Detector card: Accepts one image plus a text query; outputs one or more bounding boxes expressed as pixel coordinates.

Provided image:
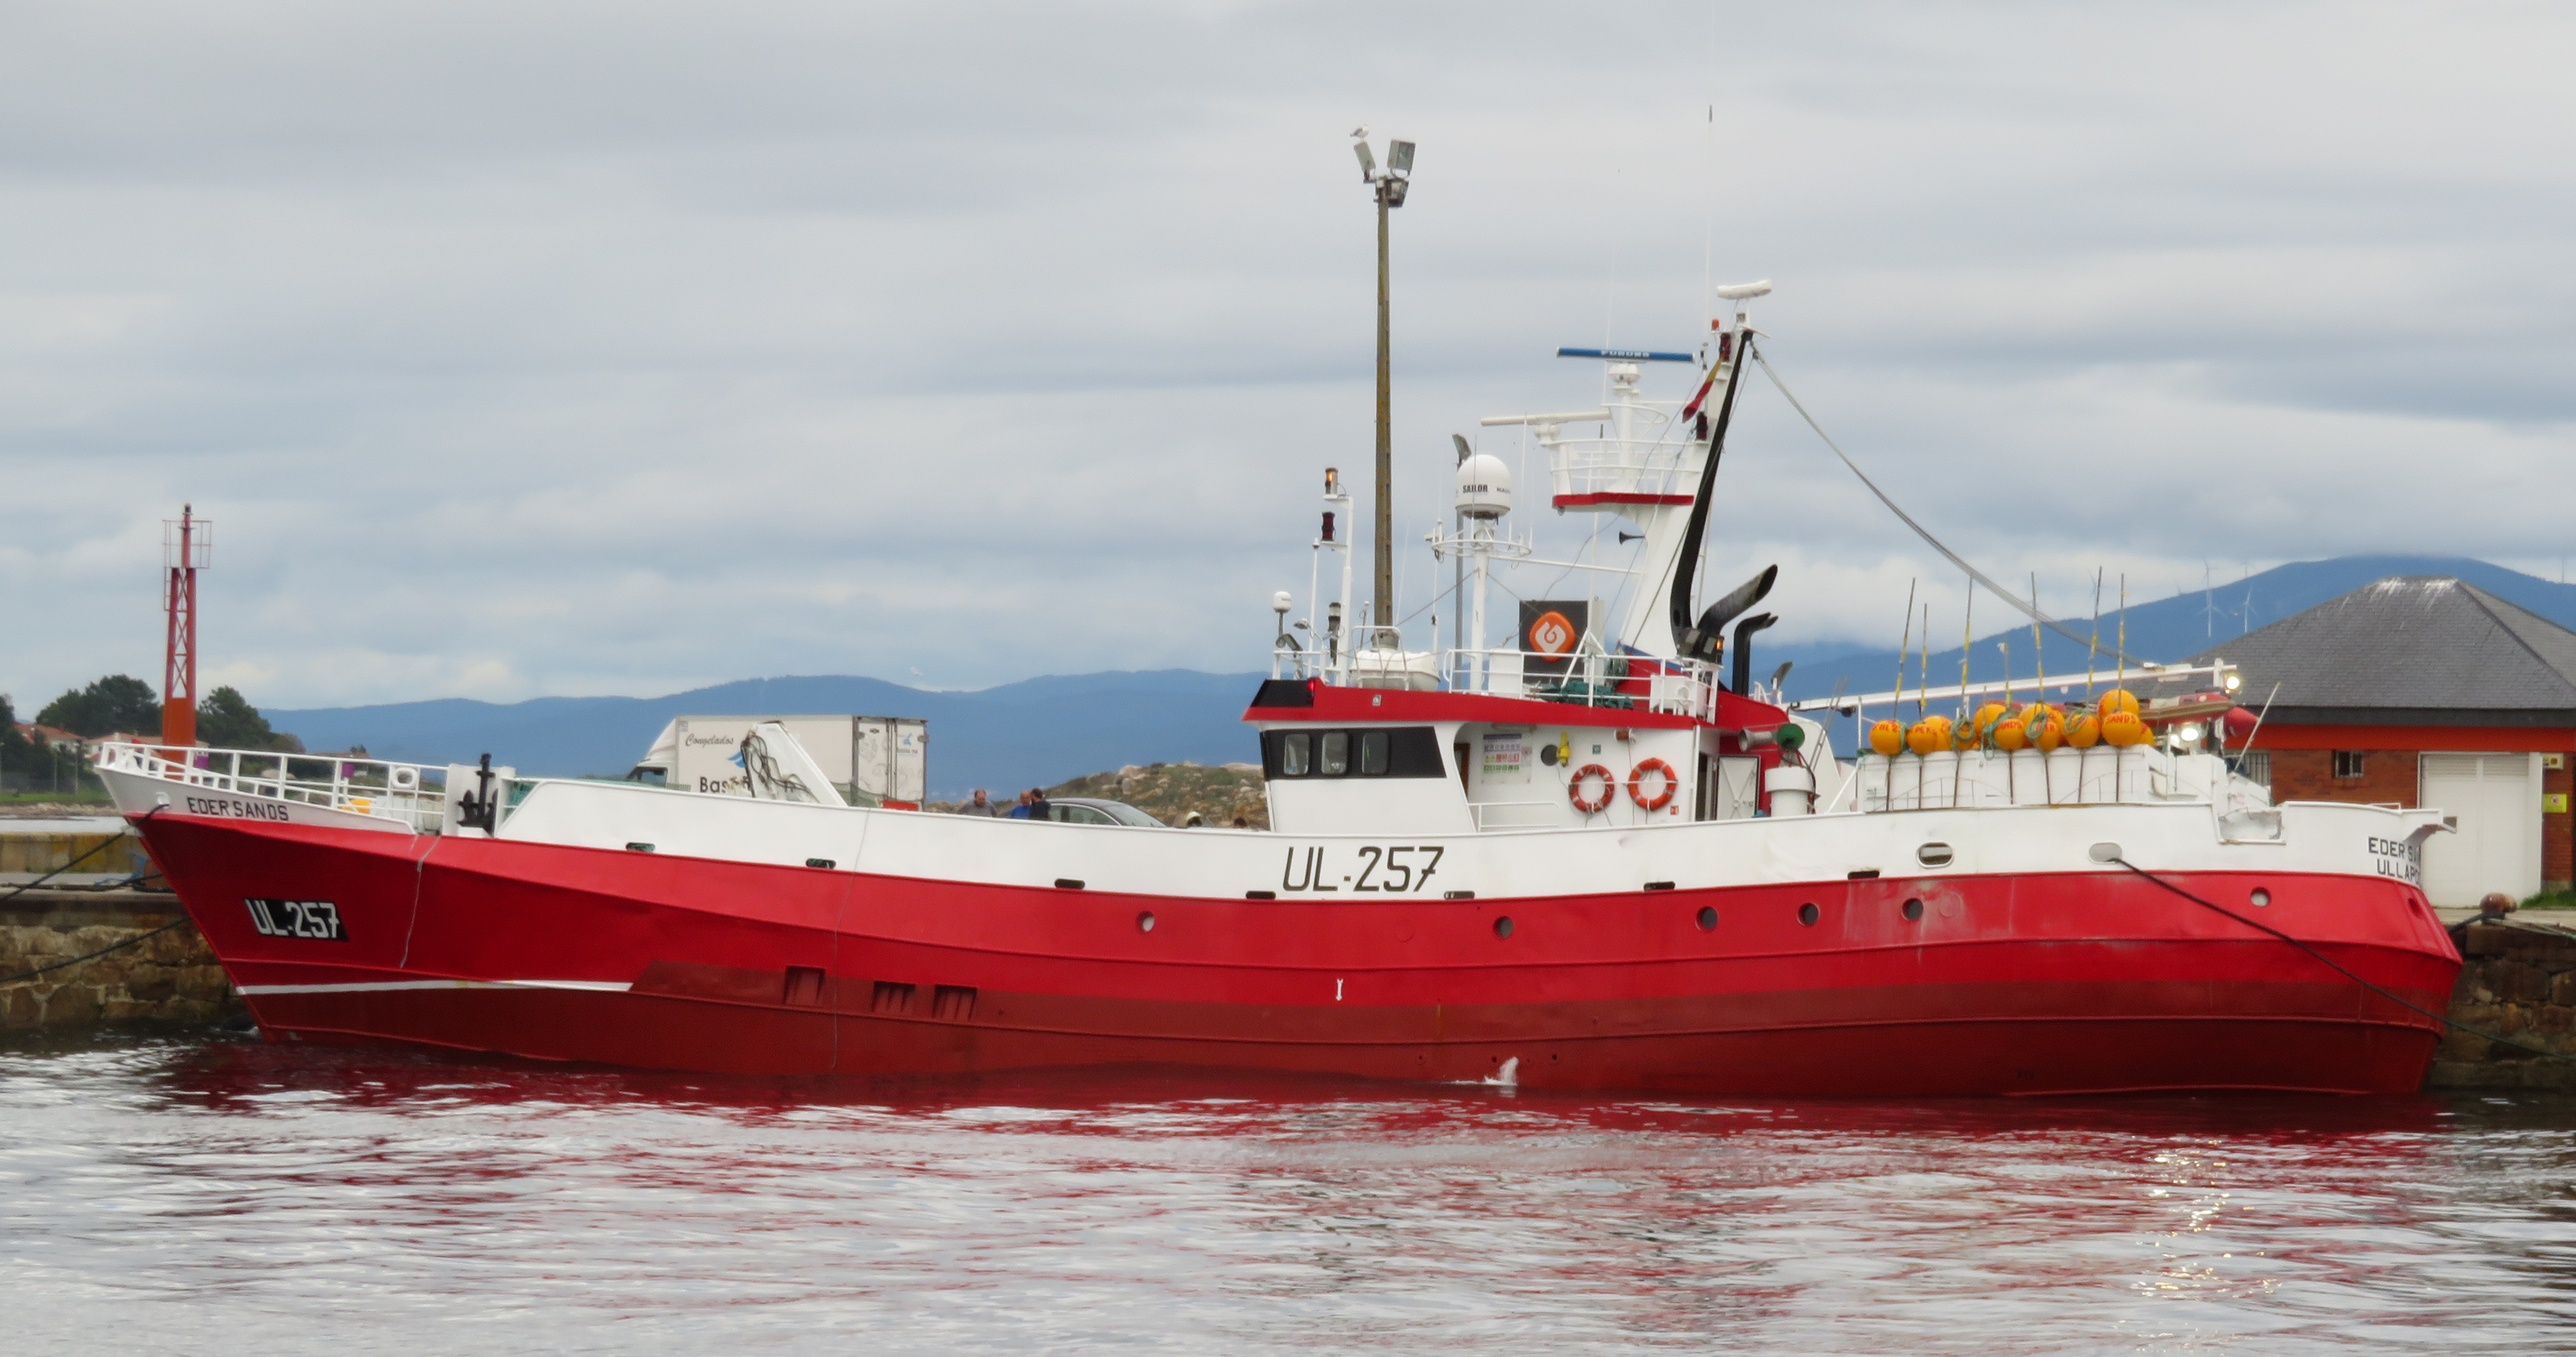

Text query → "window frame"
[1358,730,1390,775]
[1260,726,1450,780]
[1319,731,1351,776]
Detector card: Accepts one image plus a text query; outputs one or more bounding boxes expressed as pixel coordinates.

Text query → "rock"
[2495,961,2553,1004]
[126,963,177,1003]
[43,984,99,1025]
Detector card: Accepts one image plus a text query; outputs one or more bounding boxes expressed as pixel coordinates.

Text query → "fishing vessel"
[95,286,2461,1094]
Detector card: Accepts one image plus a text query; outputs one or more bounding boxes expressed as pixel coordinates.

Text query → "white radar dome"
[1455,453,1514,520]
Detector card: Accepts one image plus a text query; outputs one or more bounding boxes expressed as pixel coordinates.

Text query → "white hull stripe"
[237,979,633,995]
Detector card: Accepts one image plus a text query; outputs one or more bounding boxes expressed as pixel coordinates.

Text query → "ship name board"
[184,794,291,822]
[2367,835,2421,885]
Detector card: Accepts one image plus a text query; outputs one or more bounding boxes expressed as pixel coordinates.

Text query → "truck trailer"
[630,715,926,808]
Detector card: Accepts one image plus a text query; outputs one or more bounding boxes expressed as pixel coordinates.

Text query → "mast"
[1667,283,1770,659]
[1352,130,1414,651]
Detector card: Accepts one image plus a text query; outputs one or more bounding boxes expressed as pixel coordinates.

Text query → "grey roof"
[2185,576,2576,723]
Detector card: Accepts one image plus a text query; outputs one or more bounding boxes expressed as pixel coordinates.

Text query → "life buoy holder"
[1568,763,1616,814]
[1627,757,1678,811]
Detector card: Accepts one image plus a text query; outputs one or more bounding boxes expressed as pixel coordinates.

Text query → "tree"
[197,686,303,752]
[36,674,162,737]
[0,693,89,794]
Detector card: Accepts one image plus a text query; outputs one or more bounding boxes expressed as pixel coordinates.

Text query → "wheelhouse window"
[1260,726,1447,780]
[2332,750,2366,779]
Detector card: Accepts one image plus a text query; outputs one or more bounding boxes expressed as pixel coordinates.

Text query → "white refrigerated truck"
[630,715,927,808]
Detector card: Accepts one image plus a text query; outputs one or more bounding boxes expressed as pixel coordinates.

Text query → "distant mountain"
[267,670,1268,799]
[262,557,2576,793]
[1777,556,2576,710]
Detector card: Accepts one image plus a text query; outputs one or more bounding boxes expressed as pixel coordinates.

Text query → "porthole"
[1493,916,1515,939]
[1798,902,1819,927]
[1916,842,1954,868]
[1695,906,1718,931]
[1137,911,1156,932]
[2249,889,2271,908]
[1903,898,1924,922]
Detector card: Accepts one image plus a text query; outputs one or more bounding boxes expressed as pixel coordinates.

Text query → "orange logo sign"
[1528,610,1577,656]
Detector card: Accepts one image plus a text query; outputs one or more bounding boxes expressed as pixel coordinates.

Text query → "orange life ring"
[1568,763,1615,814]
[1627,757,1678,811]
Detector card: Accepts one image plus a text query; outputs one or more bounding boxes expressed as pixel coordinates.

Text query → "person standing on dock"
[956,789,1004,817]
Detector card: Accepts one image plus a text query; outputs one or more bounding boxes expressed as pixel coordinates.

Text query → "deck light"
[2174,722,2205,746]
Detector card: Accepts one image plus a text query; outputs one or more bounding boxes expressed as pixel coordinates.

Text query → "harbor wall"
[2424,920,2576,1091]
[0,891,239,1030]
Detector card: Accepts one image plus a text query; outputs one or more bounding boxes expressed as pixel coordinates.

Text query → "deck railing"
[95,741,451,833]
[1545,435,1690,503]
[1266,641,1727,719]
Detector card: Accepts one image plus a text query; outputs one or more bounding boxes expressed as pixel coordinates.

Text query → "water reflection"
[3,1031,2572,1354]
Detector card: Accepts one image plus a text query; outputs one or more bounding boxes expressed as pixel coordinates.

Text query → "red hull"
[135,814,2462,1095]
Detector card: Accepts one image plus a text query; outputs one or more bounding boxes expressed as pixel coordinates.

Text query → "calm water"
[5,1033,2574,1355]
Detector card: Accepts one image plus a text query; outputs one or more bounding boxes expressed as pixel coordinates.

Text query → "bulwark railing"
[96,741,451,833]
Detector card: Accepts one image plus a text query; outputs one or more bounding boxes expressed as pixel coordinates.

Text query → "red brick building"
[2193,576,2575,904]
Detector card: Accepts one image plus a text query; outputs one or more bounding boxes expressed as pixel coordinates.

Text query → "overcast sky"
[3,1,2570,710]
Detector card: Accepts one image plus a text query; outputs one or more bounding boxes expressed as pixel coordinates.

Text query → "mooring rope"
[2112,857,2576,1065]
[0,833,134,907]
[0,918,188,986]
[0,805,188,986]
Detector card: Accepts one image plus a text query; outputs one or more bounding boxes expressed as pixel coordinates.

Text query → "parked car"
[1036,797,1167,827]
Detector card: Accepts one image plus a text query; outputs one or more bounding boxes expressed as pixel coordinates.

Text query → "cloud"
[2,1,2570,707]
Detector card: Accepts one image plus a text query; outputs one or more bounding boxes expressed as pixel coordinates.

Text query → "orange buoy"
[1870,719,1905,756]
[1907,717,1952,755]
[2064,712,2102,748]
[1569,763,1617,812]
[2099,689,2140,719]
[1971,703,2009,744]
[1627,758,1678,811]
[2030,710,2066,751]
[1992,717,2029,751]
[2101,710,2150,747]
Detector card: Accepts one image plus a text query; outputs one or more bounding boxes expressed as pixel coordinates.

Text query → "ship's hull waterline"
[122,805,2459,1096]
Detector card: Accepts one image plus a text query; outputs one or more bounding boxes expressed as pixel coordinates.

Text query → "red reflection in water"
[2,1032,2559,1355]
